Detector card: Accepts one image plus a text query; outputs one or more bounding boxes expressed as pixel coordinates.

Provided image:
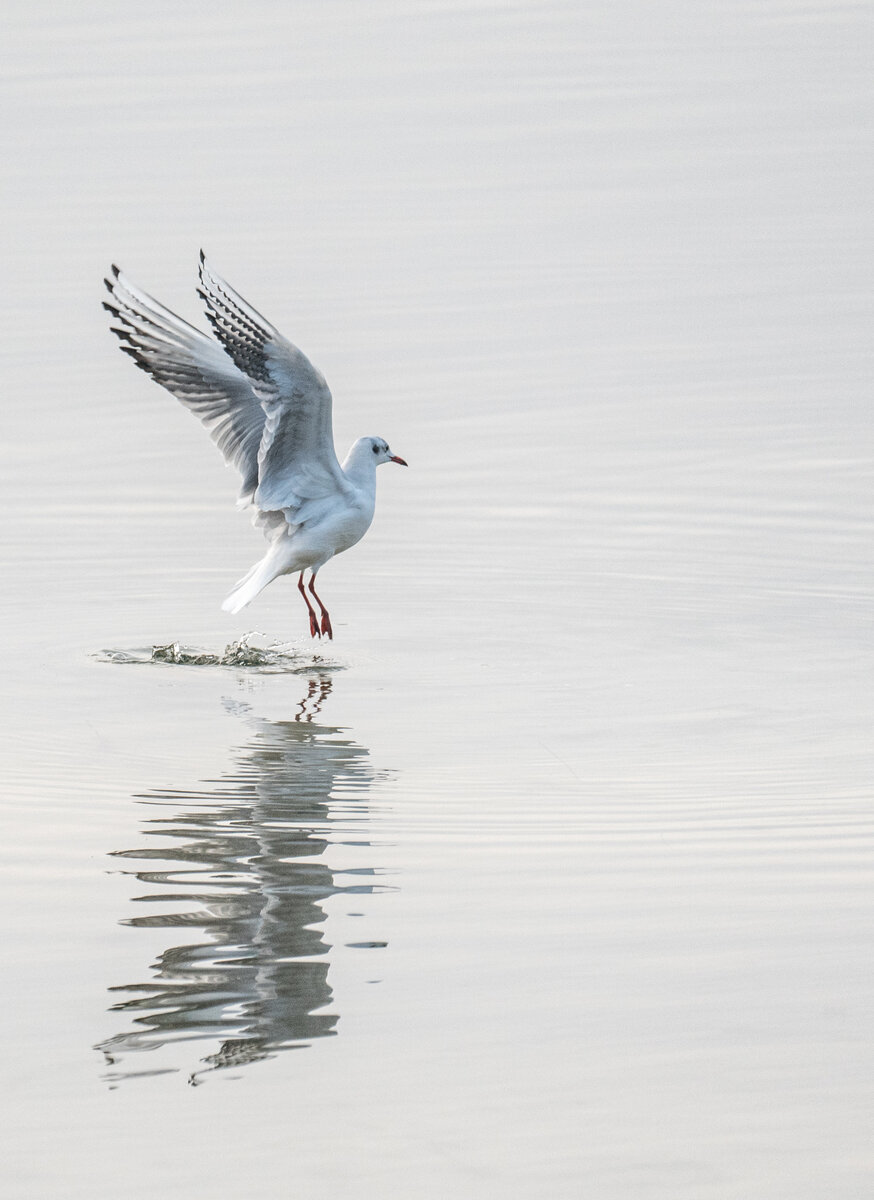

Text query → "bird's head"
[369,437,407,467]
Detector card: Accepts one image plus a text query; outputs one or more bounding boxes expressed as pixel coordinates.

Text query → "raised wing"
[104,266,266,505]
[197,253,349,514]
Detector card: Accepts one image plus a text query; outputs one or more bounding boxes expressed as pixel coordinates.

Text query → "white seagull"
[104,253,407,639]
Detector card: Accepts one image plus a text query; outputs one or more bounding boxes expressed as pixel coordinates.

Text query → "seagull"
[104,253,407,639]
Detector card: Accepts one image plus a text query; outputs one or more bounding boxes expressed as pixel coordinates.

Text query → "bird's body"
[104,254,406,637]
[222,438,379,616]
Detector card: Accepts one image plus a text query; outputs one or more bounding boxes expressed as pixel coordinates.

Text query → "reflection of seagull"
[103,253,407,638]
[96,685,390,1085]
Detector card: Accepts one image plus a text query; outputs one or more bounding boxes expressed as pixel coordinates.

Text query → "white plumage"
[104,252,406,638]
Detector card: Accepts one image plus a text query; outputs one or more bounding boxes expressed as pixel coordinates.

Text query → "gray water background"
[1,2,872,1196]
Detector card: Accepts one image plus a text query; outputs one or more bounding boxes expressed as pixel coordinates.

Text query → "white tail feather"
[221,553,287,614]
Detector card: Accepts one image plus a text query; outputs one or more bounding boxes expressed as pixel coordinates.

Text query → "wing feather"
[105,256,351,523]
[196,253,349,514]
[104,266,266,504]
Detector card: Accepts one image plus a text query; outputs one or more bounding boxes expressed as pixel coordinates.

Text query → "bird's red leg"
[297,572,320,638]
[308,573,333,640]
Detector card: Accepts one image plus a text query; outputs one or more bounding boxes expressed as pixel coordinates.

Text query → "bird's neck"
[341,440,378,491]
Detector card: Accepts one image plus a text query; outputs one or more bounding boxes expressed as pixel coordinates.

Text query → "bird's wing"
[104,266,266,505]
[197,253,350,515]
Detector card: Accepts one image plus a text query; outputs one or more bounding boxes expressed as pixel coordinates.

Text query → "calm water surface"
[1,2,872,1196]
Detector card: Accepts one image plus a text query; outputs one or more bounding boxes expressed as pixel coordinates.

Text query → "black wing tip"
[106,318,134,343]
[110,263,121,278]
[118,344,153,374]
[102,300,120,316]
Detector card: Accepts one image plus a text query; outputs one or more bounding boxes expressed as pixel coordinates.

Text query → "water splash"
[95,632,342,674]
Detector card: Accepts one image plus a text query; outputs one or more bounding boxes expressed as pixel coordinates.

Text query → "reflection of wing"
[197,254,352,517]
[104,266,265,505]
[97,689,386,1084]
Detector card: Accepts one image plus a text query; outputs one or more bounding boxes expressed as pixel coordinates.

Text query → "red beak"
[389,455,408,466]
